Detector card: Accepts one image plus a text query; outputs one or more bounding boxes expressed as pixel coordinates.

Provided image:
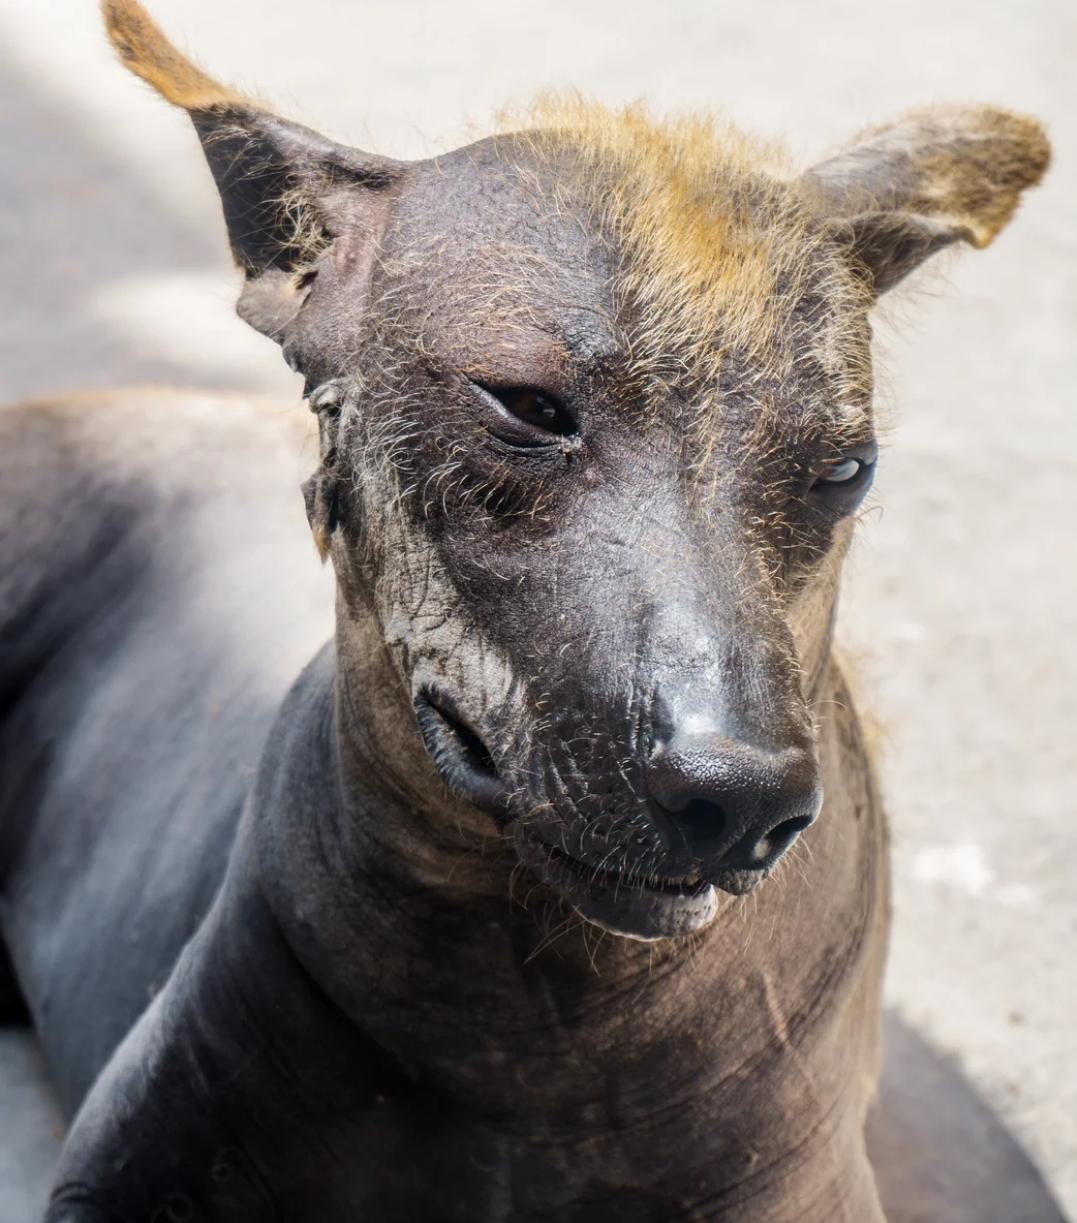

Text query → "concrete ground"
[0,0,1073,1218]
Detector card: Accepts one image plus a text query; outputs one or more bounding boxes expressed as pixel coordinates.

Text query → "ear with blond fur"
[101,0,404,346]
[801,105,1050,295]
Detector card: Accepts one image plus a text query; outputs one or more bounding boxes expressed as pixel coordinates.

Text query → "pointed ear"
[102,0,404,345]
[800,105,1050,296]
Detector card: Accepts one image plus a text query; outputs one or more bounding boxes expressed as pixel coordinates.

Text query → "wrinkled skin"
[0,2,1049,1220]
[0,392,887,1220]
[318,133,868,939]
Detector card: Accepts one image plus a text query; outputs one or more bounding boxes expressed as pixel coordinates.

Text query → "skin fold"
[0,2,1049,1219]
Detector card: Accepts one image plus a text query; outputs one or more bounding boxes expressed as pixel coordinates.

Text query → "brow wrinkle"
[497,95,875,451]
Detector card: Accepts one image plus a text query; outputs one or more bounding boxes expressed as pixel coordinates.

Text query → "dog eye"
[816,457,865,485]
[808,445,877,511]
[482,386,577,437]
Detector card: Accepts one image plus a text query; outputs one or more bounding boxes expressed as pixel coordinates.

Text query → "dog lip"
[513,826,734,941]
[413,688,507,814]
[537,840,711,897]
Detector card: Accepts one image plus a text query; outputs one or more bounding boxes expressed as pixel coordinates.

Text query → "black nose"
[644,728,821,875]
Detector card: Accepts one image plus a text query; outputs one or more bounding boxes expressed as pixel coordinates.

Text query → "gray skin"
[0,6,1050,1220]
[0,390,885,1222]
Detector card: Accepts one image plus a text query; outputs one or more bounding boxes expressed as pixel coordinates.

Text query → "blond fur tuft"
[101,0,253,112]
[890,106,1050,248]
[499,95,871,433]
[812,103,1051,249]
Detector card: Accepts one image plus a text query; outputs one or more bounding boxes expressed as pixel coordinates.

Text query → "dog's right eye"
[474,383,578,441]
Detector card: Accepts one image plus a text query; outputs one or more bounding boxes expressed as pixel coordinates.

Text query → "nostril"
[645,730,821,877]
[653,796,727,845]
[749,814,813,864]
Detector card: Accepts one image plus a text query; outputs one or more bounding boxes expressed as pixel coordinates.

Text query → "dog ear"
[800,105,1049,295]
[102,0,404,343]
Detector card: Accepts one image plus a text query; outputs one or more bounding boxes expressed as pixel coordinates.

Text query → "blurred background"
[0,0,1073,1218]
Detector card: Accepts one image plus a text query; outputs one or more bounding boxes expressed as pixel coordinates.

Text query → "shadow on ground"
[0,1012,1067,1222]
[867,1014,1068,1223]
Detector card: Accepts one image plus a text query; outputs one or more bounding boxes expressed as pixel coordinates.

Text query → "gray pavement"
[1,0,1074,1218]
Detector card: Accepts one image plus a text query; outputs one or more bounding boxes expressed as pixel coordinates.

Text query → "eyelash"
[467,377,876,509]
[476,384,577,437]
